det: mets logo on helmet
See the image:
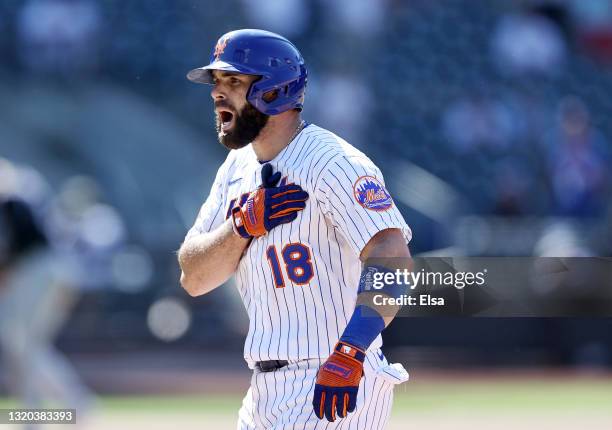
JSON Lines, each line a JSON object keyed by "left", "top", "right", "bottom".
{"left": 353, "top": 176, "right": 393, "bottom": 211}
{"left": 214, "top": 36, "right": 230, "bottom": 60}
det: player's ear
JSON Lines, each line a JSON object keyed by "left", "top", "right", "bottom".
{"left": 296, "top": 93, "right": 305, "bottom": 110}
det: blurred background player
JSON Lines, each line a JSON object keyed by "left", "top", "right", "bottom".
{"left": 0, "top": 163, "right": 94, "bottom": 429}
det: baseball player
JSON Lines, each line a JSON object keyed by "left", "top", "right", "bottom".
{"left": 179, "top": 29, "right": 411, "bottom": 429}
{"left": 0, "top": 197, "right": 94, "bottom": 426}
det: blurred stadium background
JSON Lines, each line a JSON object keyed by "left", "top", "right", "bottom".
{"left": 1, "top": 0, "right": 612, "bottom": 428}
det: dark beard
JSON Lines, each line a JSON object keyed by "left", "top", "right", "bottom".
{"left": 216, "top": 102, "right": 269, "bottom": 150}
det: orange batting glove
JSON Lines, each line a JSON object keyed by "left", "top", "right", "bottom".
{"left": 313, "top": 341, "right": 365, "bottom": 422}
{"left": 231, "top": 164, "right": 308, "bottom": 239}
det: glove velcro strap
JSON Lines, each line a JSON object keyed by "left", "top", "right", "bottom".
{"left": 334, "top": 342, "right": 366, "bottom": 363}
{"left": 231, "top": 207, "right": 252, "bottom": 239}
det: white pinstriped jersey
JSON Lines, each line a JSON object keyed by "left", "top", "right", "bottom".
{"left": 187, "top": 124, "right": 412, "bottom": 367}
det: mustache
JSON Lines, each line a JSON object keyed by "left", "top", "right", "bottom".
{"left": 214, "top": 101, "right": 236, "bottom": 112}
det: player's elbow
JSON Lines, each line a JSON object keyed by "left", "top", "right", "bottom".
{"left": 178, "top": 250, "right": 211, "bottom": 297}
{"left": 180, "top": 271, "right": 200, "bottom": 297}
{"left": 180, "top": 271, "right": 214, "bottom": 297}
{"left": 177, "top": 240, "right": 231, "bottom": 296}
{"left": 179, "top": 257, "right": 223, "bottom": 296}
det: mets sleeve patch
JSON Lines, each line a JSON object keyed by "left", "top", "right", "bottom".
{"left": 353, "top": 176, "right": 393, "bottom": 211}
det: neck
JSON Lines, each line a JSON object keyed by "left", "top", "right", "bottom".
{"left": 251, "top": 113, "right": 302, "bottom": 161}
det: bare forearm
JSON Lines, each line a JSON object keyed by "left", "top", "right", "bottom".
{"left": 178, "top": 219, "right": 250, "bottom": 296}
{"left": 358, "top": 228, "right": 413, "bottom": 326}
{"left": 338, "top": 229, "right": 412, "bottom": 352}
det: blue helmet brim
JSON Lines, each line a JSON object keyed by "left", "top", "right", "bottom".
{"left": 186, "top": 60, "right": 263, "bottom": 84}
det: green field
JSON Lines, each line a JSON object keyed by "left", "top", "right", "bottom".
{"left": 1, "top": 377, "right": 611, "bottom": 429}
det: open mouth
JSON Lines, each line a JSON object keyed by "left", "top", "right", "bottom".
{"left": 218, "top": 110, "right": 235, "bottom": 133}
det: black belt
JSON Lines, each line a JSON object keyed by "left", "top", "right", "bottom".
{"left": 256, "top": 360, "right": 289, "bottom": 372}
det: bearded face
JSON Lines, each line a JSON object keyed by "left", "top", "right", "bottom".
{"left": 215, "top": 100, "right": 269, "bottom": 150}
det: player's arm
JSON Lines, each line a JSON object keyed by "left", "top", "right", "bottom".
{"left": 312, "top": 152, "right": 413, "bottom": 422}
{"left": 357, "top": 227, "right": 413, "bottom": 325}
{"left": 179, "top": 164, "right": 309, "bottom": 297}
{"left": 313, "top": 228, "right": 411, "bottom": 422}
{"left": 178, "top": 219, "right": 250, "bottom": 296}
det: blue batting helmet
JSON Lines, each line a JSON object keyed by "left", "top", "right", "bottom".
{"left": 187, "top": 29, "right": 307, "bottom": 115}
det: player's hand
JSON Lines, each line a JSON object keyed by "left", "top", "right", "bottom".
{"left": 231, "top": 164, "right": 308, "bottom": 239}
{"left": 260, "top": 162, "right": 282, "bottom": 188}
{"left": 313, "top": 341, "right": 365, "bottom": 422}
